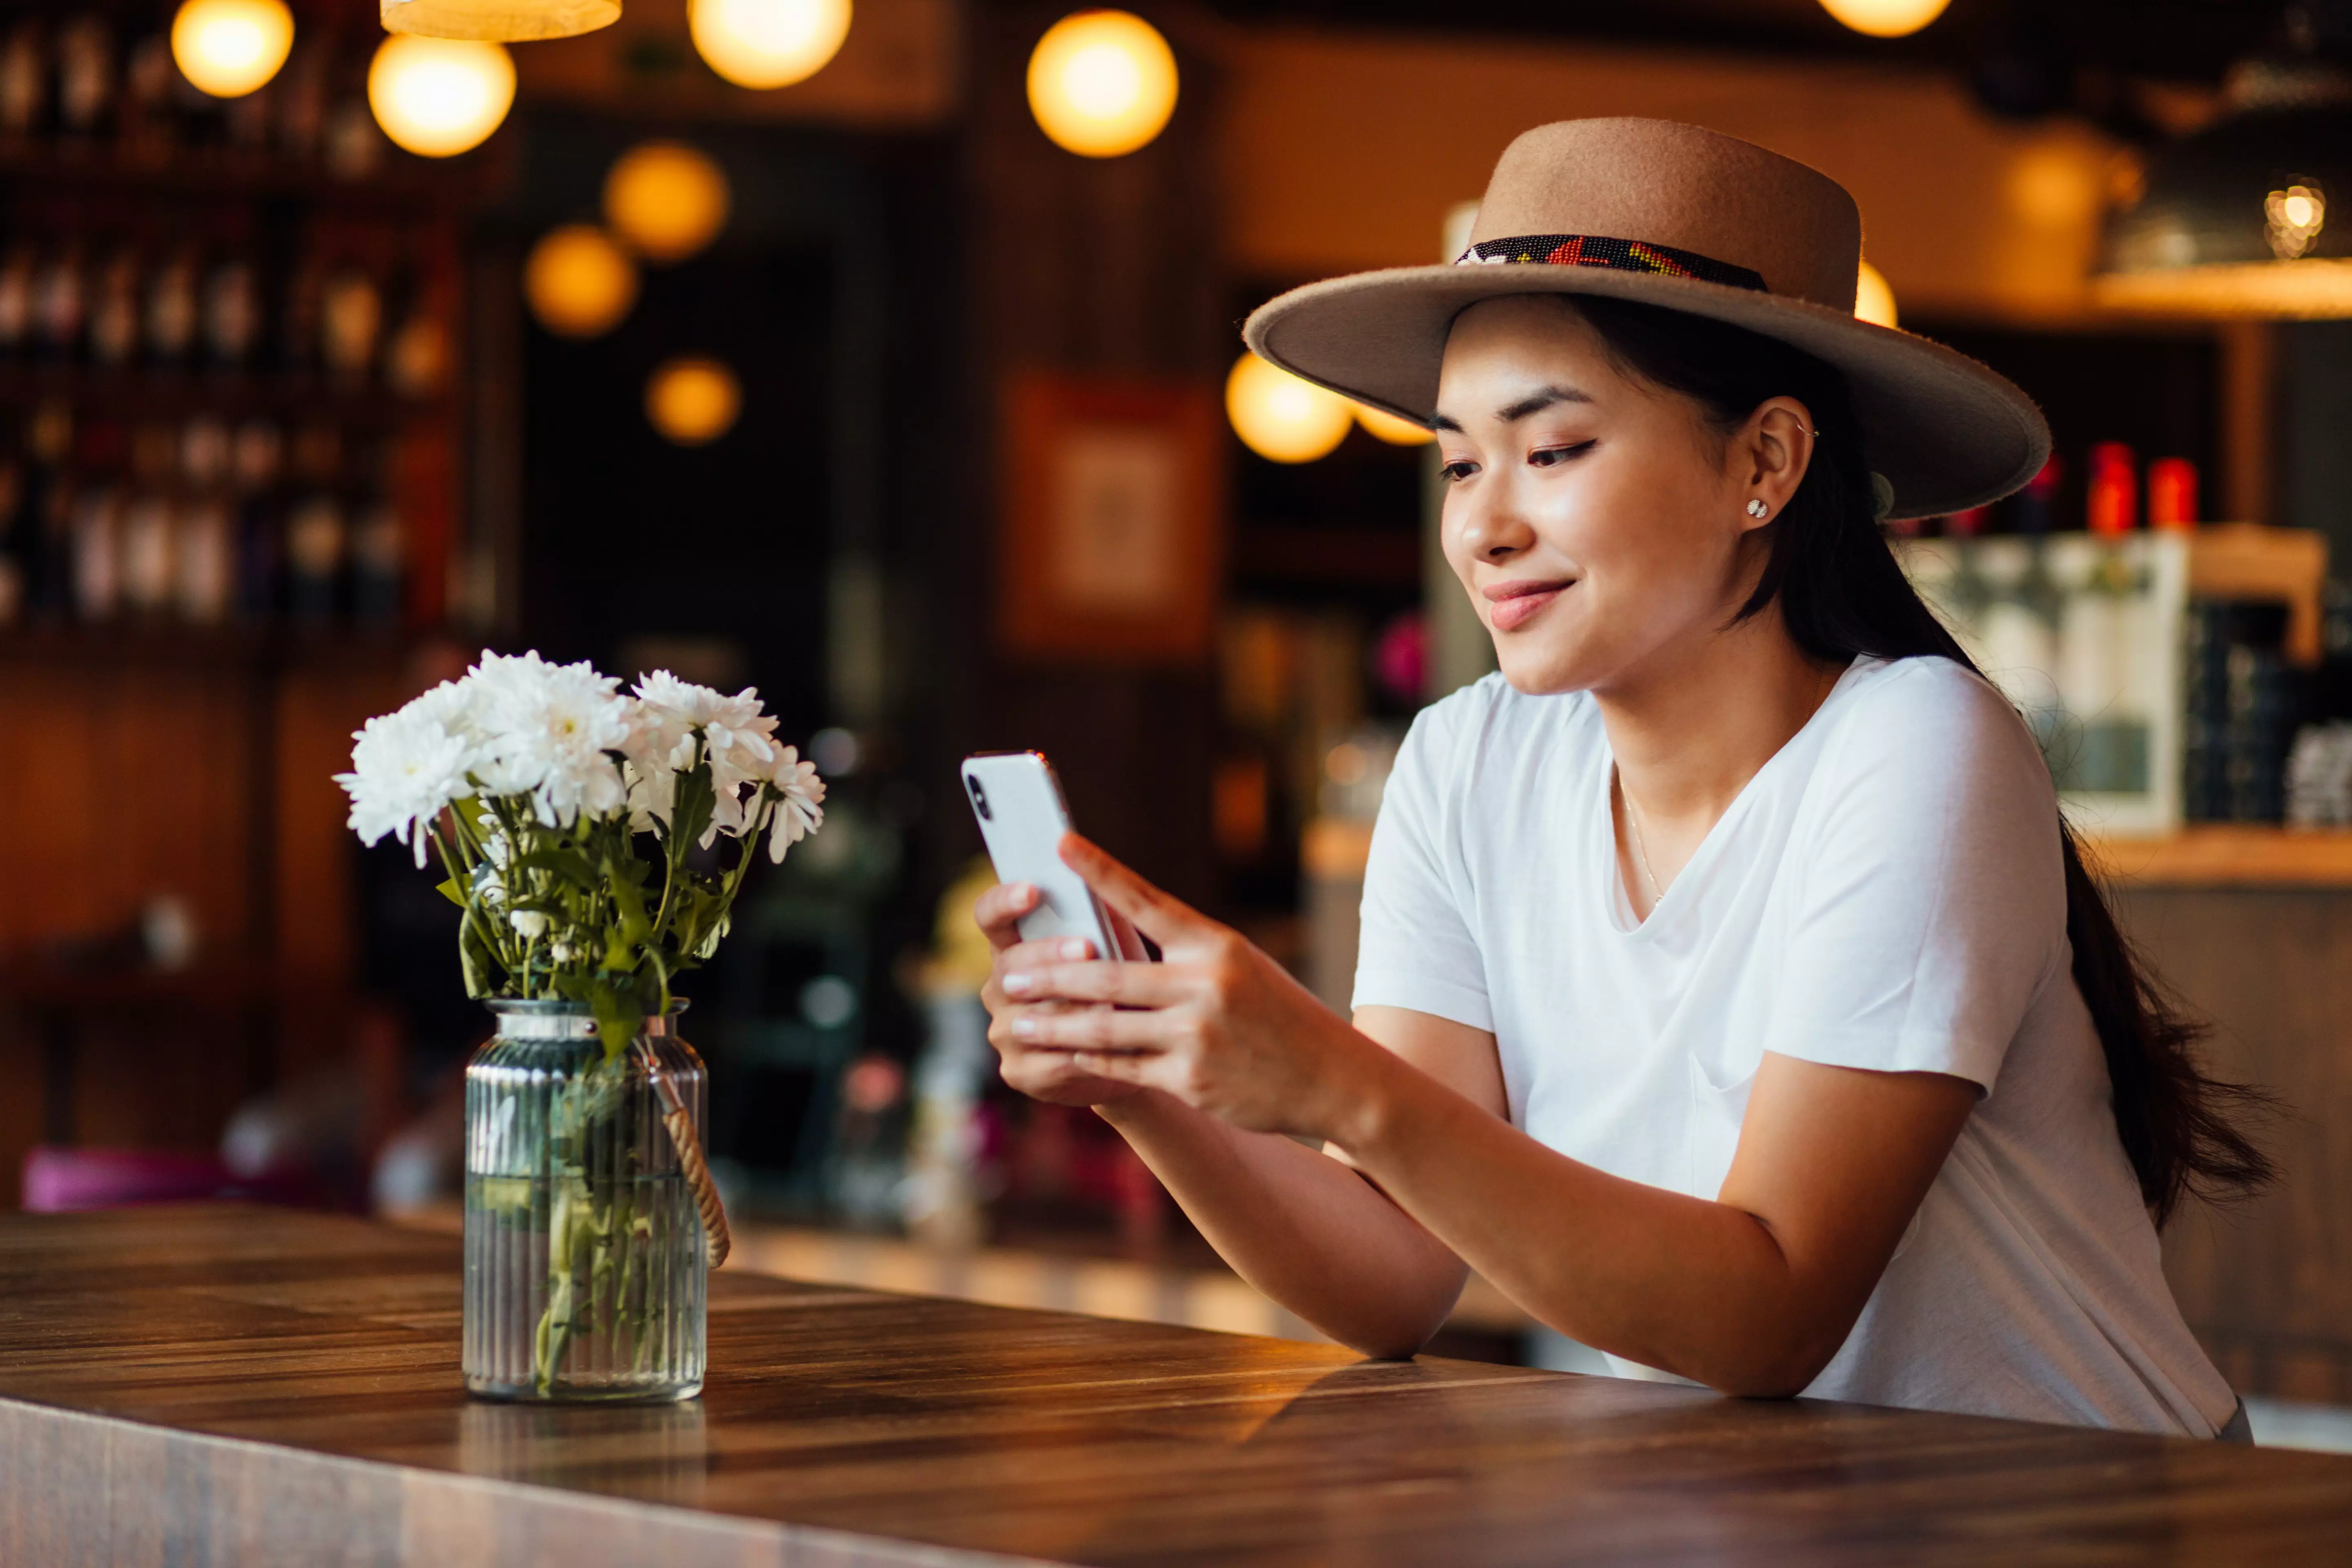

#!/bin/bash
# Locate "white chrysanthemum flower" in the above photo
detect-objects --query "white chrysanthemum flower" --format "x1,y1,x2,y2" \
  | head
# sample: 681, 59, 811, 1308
623, 754, 677, 833
468, 650, 632, 828
762, 745, 827, 863
630, 669, 779, 844
511, 911, 549, 939
336, 684, 481, 867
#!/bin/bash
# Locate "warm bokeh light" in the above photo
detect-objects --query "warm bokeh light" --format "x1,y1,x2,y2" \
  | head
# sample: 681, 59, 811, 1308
1354, 401, 1433, 446
367, 36, 515, 158
646, 357, 743, 445
1227, 352, 1350, 464
170, 0, 294, 99
1026, 10, 1178, 158
379, 0, 617, 44
524, 226, 639, 338
2092, 261, 2352, 318
1854, 260, 1898, 327
689, 0, 851, 89
604, 142, 731, 264
1816, 0, 1951, 38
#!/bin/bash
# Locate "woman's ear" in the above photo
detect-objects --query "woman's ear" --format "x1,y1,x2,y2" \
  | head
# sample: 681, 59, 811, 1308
1737, 397, 1815, 532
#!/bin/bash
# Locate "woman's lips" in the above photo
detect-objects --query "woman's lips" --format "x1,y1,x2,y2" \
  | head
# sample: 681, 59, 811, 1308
1484, 579, 1573, 632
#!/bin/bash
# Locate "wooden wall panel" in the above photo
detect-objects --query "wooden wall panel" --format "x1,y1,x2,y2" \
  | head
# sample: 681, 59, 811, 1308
2120, 888, 2352, 1402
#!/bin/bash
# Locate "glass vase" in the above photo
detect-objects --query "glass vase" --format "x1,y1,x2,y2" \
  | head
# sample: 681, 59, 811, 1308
463, 1000, 708, 1402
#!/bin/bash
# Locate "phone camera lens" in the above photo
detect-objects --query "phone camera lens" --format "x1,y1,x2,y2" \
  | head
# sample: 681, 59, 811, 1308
966, 775, 991, 820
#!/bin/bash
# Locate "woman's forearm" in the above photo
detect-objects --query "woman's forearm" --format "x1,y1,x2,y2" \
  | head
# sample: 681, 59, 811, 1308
1095, 1089, 1469, 1357
1324, 1047, 1834, 1395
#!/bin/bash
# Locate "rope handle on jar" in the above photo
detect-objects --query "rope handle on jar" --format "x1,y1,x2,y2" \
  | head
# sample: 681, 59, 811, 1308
636, 1040, 732, 1269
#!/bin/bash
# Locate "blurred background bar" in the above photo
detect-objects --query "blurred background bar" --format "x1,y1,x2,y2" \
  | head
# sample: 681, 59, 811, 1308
4, 0, 2352, 1451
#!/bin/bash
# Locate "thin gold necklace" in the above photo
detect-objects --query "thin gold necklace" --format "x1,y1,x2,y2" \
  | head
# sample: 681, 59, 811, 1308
1619, 772, 1664, 906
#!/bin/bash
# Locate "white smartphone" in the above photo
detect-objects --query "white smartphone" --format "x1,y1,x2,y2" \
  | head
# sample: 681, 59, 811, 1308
962, 751, 1122, 962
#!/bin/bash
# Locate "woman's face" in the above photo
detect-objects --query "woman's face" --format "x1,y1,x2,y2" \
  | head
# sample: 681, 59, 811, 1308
1434, 296, 1803, 697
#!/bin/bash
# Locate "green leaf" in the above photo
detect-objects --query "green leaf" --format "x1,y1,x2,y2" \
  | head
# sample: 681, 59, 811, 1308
434, 876, 467, 909
586, 978, 644, 1067
514, 848, 599, 891
459, 909, 497, 999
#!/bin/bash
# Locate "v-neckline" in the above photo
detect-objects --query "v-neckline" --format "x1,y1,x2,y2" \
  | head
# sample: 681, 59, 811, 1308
1595, 658, 1865, 938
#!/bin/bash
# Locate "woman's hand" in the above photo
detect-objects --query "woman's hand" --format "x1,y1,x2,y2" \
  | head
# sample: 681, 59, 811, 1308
975, 879, 1145, 1108
992, 835, 1379, 1139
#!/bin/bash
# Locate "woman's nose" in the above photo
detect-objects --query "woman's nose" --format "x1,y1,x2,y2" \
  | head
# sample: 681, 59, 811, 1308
1452, 492, 1536, 562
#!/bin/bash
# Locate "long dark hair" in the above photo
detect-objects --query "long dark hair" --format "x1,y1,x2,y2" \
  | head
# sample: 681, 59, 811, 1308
1562, 292, 2272, 1225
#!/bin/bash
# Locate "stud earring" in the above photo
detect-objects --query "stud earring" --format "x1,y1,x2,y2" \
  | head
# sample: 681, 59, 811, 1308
1746, 498, 1770, 519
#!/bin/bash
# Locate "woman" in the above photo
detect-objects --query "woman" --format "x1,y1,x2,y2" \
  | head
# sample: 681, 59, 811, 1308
976, 120, 2268, 1437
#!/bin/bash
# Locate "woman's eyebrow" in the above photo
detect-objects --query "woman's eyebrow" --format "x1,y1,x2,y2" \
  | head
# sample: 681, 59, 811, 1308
1430, 385, 1593, 433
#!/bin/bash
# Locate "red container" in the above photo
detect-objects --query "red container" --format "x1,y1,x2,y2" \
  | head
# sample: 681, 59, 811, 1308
2147, 457, 2198, 530
2087, 443, 2138, 535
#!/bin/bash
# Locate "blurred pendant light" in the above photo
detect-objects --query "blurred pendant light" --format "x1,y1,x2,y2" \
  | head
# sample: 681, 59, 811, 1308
647, 357, 742, 445
1354, 402, 1433, 446
379, 0, 616, 43
525, 226, 638, 338
1816, 0, 1951, 39
1854, 259, 1899, 327
604, 142, 730, 263
1227, 352, 1350, 463
690, 0, 851, 89
1027, 10, 1178, 158
2095, 37, 2352, 317
368, 36, 515, 157
170, 0, 294, 98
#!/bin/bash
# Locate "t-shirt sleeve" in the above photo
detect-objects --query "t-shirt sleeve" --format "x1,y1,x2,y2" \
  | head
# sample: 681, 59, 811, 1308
1351, 692, 1494, 1033
1759, 663, 2067, 1093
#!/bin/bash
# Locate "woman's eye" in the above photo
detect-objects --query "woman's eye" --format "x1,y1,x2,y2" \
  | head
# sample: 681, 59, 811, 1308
1439, 459, 1478, 483
1529, 441, 1596, 467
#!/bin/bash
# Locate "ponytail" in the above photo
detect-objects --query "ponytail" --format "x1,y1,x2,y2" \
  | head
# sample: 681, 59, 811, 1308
1568, 293, 2273, 1223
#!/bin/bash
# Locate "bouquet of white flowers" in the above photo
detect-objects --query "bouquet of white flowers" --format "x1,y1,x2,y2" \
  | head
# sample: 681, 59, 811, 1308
337, 650, 825, 1051
336, 650, 824, 1400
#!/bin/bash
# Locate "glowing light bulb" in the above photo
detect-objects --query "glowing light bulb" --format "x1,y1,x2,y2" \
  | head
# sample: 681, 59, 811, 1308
689, 0, 851, 89
368, 36, 514, 158
170, 0, 294, 99
1227, 352, 1350, 464
1027, 10, 1178, 159
1855, 260, 1898, 328
525, 226, 638, 338
1816, 0, 1951, 37
379, 0, 617, 44
1353, 402, 1433, 446
604, 142, 731, 264
647, 357, 742, 445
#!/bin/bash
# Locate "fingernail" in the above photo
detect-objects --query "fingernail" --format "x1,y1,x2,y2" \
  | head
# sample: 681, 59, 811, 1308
1011, 1016, 1039, 1038
1059, 938, 1088, 959
1002, 972, 1033, 995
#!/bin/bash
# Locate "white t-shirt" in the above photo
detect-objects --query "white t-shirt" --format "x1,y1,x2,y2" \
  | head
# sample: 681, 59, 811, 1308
1354, 654, 2236, 1437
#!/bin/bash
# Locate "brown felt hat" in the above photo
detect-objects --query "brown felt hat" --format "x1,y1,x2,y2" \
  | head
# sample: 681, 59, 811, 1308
1243, 119, 2050, 521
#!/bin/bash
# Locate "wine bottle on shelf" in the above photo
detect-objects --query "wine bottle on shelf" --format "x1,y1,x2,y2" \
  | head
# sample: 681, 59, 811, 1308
203, 253, 260, 372
286, 421, 345, 622
24, 400, 73, 619
232, 418, 283, 621
278, 245, 323, 381
0, 243, 34, 359
89, 244, 140, 370
145, 243, 198, 371
352, 437, 404, 624
323, 99, 384, 181
35, 238, 87, 364
0, 19, 49, 144
69, 435, 123, 624
275, 40, 327, 163
54, 16, 111, 148
175, 416, 232, 624
119, 422, 178, 619
117, 32, 177, 158
321, 268, 382, 387
383, 260, 448, 399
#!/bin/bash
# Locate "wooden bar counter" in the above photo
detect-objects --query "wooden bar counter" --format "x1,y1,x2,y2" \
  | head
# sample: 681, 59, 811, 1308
6, 1207, 2352, 1567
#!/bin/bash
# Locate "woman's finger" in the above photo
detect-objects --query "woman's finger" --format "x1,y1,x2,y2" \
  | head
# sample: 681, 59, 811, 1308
973, 881, 1041, 950
1001, 958, 1192, 1007
1059, 834, 1214, 945
996, 936, 1098, 973
1008, 1002, 1178, 1052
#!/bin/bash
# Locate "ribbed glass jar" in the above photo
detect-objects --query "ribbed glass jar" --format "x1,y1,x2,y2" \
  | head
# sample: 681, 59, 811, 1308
463, 1001, 708, 1403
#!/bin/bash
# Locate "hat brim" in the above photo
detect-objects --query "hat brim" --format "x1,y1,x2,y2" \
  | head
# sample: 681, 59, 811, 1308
1243, 265, 2050, 521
